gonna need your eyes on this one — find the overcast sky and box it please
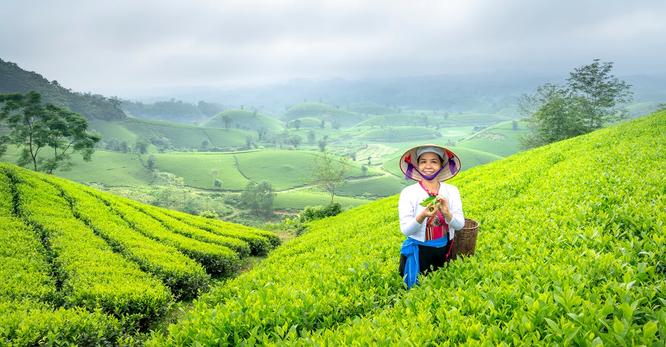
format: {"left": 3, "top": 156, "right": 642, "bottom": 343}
{"left": 2, "top": 0, "right": 665, "bottom": 98}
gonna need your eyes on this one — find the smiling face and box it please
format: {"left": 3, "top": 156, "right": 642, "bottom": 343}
{"left": 417, "top": 152, "right": 442, "bottom": 176}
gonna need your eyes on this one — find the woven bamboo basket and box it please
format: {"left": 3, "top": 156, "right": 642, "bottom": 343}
{"left": 451, "top": 218, "right": 479, "bottom": 260}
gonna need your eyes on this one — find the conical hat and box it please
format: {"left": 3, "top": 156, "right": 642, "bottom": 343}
{"left": 399, "top": 144, "right": 461, "bottom": 181}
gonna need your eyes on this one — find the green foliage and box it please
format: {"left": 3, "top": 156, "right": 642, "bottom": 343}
{"left": 203, "top": 109, "right": 283, "bottom": 132}
{"left": 522, "top": 59, "right": 633, "bottom": 148}
{"left": 299, "top": 202, "right": 342, "bottom": 222}
{"left": 153, "top": 111, "right": 665, "bottom": 345}
{"left": 0, "top": 59, "right": 126, "bottom": 121}
{"left": 239, "top": 181, "right": 275, "bottom": 216}
{"left": 310, "top": 151, "right": 350, "bottom": 203}
{"left": 0, "top": 160, "right": 281, "bottom": 344}
{"left": 121, "top": 99, "right": 221, "bottom": 124}
{"left": 97, "top": 193, "right": 241, "bottom": 276}
{"left": 358, "top": 126, "right": 440, "bottom": 142}
{"left": 0, "top": 92, "right": 100, "bottom": 172}
{"left": 161, "top": 208, "right": 280, "bottom": 256}
{"left": 52, "top": 178, "right": 211, "bottom": 300}
{"left": 3, "top": 167, "right": 174, "bottom": 326}
{"left": 0, "top": 302, "right": 122, "bottom": 346}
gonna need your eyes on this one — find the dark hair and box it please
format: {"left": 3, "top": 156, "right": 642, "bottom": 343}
{"left": 417, "top": 153, "right": 443, "bottom": 164}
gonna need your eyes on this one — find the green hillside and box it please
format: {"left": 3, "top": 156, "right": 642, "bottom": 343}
{"left": 0, "top": 164, "right": 279, "bottom": 344}
{"left": 458, "top": 120, "right": 531, "bottom": 157}
{"left": 152, "top": 111, "right": 665, "bottom": 345}
{"left": 89, "top": 117, "right": 254, "bottom": 151}
{"left": 358, "top": 126, "right": 441, "bottom": 142}
{"left": 234, "top": 150, "right": 365, "bottom": 191}
{"left": 284, "top": 102, "right": 365, "bottom": 127}
{"left": 203, "top": 109, "right": 284, "bottom": 132}
{"left": 0, "top": 59, "right": 125, "bottom": 120}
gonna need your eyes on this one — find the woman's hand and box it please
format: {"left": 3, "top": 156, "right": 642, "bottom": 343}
{"left": 437, "top": 196, "right": 452, "bottom": 222}
{"left": 416, "top": 203, "right": 438, "bottom": 224}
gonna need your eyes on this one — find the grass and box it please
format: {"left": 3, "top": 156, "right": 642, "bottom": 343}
{"left": 357, "top": 126, "right": 441, "bottom": 142}
{"left": 203, "top": 109, "right": 284, "bottom": 132}
{"left": 273, "top": 189, "right": 371, "bottom": 210}
{"left": 234, "top": 150, "right": 364, "bottom": 191}
{"left": 457, "top": 120, "right": 531, "bottom": 157}
{"left": 337, "top": 175, "right": 408, "bottom": 198}
{"left": 153, "top": 152, "right": 250, "bottom": 190}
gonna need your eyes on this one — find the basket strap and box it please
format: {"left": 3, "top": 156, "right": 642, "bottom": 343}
{"left": 445, "top": 238, "right": 454, "bottom": 260}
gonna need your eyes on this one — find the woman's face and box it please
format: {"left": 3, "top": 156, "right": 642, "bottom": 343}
{"left": 418, "top": 152, "right": 442, "bottom": 176}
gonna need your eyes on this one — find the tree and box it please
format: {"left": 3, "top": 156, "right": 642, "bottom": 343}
{"left": 310, "top": 152, "right": 350, "bottom": 203}
{"left": 134, "top": 139, "right": 149, "bottom": 154}
{"left": 0, "top": 91, "right": 100, "bottom": 173}
{"left": 318, "top": 138, "right": 327, "bottom": 152}
{"left": 521, "top": 59, "right": 632, "bottom": 149}
{"left": 307, "top": 130, "right": 316, "bottom": 145}
{"left": 222, "top": 115, "right": 232, "bottom": 129}
{"left": 239, "top": 181, "right": 275, "bottom": 216}
{"left": 520, "top": 84, "right": 589, "bottom": 148}
{"left": 146, "top": 155, "right": 156, "bottom": 171}
{"left": 288, "top": 134, "right": 302, "bottom": 148}
{"left": 567, "top": 59, "right": 632, "bottom": 129}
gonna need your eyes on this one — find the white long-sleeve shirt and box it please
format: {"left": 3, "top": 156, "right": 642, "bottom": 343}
{"left": 398, "top": 182, "right": 465, "bottom": 242}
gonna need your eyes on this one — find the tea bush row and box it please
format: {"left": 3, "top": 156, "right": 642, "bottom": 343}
{"left": 4, "top": 166, "right": 173, "bottom": 326}
{"left": 0, "top": 167, "right": 122, "bottom": 345}
{"left": 52, "top": 177, "right": 211, "bottom": 300}
{"left": 122, "top": 199, "right": 252, "bottom": 257}
{"left": 162, "top": 208, "right": 278, "bottom": 256}
{"left": 93, "top": 191, "right": 241, "bottom": 276}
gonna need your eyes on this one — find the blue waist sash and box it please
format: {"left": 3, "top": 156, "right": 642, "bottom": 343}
{"left": 400, "top": 236, "right": 448, "bottom": 289}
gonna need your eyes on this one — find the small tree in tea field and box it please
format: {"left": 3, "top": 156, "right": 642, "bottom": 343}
{"left": 310, "top": 151, "right": 350, "bottom": 203}
{"left": 240, "top": 181, "right": 275, "bottom": 216}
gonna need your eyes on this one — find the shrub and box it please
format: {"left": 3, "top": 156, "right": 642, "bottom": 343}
{"left": 299, "top": 202, "right": 342, "bottom": 222}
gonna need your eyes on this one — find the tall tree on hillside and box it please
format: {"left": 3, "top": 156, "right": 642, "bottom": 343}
{"left": 310, "top": 151, "right": 350, "bottom": 203}
{"left": 521, "top": 59, "right": 632, "bottom": 148}
{"left": 567, "top": 59, "right": 633, "bottom": 129}
{"left": 0, "top": 91, "right": 100, "bottom": 172}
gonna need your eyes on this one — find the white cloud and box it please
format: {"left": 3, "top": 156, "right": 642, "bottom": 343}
{"left": 1, "top": 0, "right": 665, "bottom": 97}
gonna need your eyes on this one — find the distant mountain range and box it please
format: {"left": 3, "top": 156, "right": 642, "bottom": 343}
{"left": 2, "top": 58, "right": 664, "bottom": 122}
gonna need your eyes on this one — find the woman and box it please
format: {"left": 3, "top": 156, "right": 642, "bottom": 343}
{"left": 398, "top": 144, "right": 464, "bottom": 288}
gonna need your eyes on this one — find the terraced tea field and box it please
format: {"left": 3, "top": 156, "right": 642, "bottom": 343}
{"left": 0, "top": 164, "right": 279, "bottom": 344}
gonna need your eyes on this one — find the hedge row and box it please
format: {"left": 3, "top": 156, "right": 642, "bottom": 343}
{"left": 122, "top": 199, "right": 252, "bottom": 257}
{"left": 52, "top": 178, "right": 210, "bottom": 300}
{"left": 92, "top": 191, "right": 240, "bottom": 276}
{"left": 205, "top": 218, "right": 282, "bottom": 248}
{"left": 161, "top": 208, "right": 278, "bottom": 256}
{"left": 0, "top": 167, "right": 122, "bottom": 346}
{"left": 7, "top": 167, "right": 173, "bottom": 326}
{"left": 149, "top": 199, "right": 404, "bottom": 346}
{"left": 0, "top": 301, "right": 121, "bottom": 346}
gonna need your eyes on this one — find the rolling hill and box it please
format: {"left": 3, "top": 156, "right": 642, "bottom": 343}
{"left": 151, "top": 111, "right": 665, "bottom": 345}
{"left": 284, "top": 102, "right": 366, "bottom": 127}
{"left": 203, "top": 109, "right": 284, "bottom": 132}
